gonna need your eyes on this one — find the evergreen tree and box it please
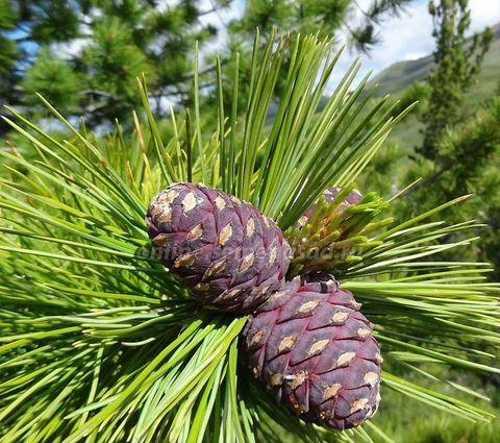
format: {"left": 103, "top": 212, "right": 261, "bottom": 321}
{"left": 419, "top": 0, "right": 492, "bottom": 159}
{"left": 394, "top": 0, "right": 498, "bottom": 277}
{"left": 402, "top": 94, "right": 500, "bottom": 280}
{"left": 0, "top": 0, "right": 413, "bottom": 134}
{"left": 231, "top": 0, "right": 414, "bottom": 51}
{"left": 1, "top": 0, "right": 224, "bottom": 130}
{"left": 0, "top": 0, "right": 20, "bottom": 135}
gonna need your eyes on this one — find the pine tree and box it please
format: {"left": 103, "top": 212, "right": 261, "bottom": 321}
{"left": 231, "top": 0, "right": 414, "bottom": 51}
{"left": 0, "top": 0, "right": 19, "bottom": 135}
{"left": 395, "top": 0, "right": 498, "bottom": 280}
{"left": 1, "top": 0, "right": 224, "bottom": 132}
{"left": 0, "top": 33, "right": 498, "bottom": 442}
{"left": 1, "top": 0, "right": 413, "bottom": 135}
{"left": 402, "top": 94, "right": 500, "bottom": 280}
{"left": 419, "top": 0, "right": 492, "bottom": 159}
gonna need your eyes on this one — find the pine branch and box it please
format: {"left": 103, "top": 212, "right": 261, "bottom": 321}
{"left": 0, "top": 31, "right": 497, "bottom": 442}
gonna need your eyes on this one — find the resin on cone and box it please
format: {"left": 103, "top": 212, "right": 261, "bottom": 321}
{"left": 243, "top": 276, "right": 382, "bottom": 430}
{"left": 147, "top": 183, "right": 292, "bottom": 312}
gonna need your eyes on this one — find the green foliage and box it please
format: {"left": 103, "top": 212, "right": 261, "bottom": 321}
{"left": 0, "top": 0, "right": 18, "bottom": 104}
{"left": 0, "top": 37, "right": 18, "bottom": 89}
{"left": 436, "top": 97, "right": 499, "bottom": 198}
{"left": 0, "top": 0, "right": 414, "bottom": 136}
{"left": 390, "top": 82, "right": 431, "bottom": 121}
{"left": 30, "top": 0, "right": 81, "bottom": 43}
{"left": 0, "top": 0, "right": 220, "bottom": 134}
{"left": 419, "top": 0, "right": 493, "bottom": 158}
{"left": 22, "top": 48, "right": 82, "bottom": 113}
{"left": 379, "top": 0, "right": 500, "bottom": 289}
{"left": 0, "top": 0, "right": 17, "bottom": 29}
{"left": 232, "top": 0, "right": 351, "bottom": 36}
{"left": 359, "top": 141, "right": 406, "bottom": 196}
{"left": 0, "top": 33, "right": 498, "bottom": 442}
{"left": 373, "top": 371, "right": 500, "bottom": 443}
{"left": 232, "top": 0, "right": 414, "bottom": 52}
{"left": 399, "top": 95, "right": 500, "bottom": 280}
{"left": 82, "top": 16, "right": 154, "bottom": 123}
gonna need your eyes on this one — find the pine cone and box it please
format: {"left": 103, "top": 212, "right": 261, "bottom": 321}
{"left": 243, "top": 276, "right": 382, "bottom": 430}
{"left": 288, "top": 187, "right": 389, "bottom": 277}
{"left": 297, "top": 187, "right": 363, "bottom": 229}
{"left": 146, "top": 183, "right": 292, "bottom": 313}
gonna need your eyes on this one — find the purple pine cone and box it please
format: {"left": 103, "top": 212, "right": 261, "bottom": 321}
{"left": 146, "top": 183, "right": 292, "bottom": 313}
{"left": 243, "top": 276, "right": 382, "bottom": 430}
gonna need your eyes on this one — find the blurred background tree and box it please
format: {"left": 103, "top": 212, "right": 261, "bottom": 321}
{"left": 1, "top": 0, "right": 226, "bottom": 132}
{"left": 0, "top": 0, "right": 20, "bottom": 132}
{"left": 0, "top": 0, "right": 413, "bottom": 134}
{"left": 358, "top": 4, "right": 500, "bottom": 435}
{"left": 419, "top": 0, "right": 492, "bottom": 159}
{"left": 394, "top": 0, "right": 499, "bottom": 279}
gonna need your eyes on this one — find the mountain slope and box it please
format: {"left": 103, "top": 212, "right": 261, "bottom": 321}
{"left": 371, "top": 22, "right": 500, "bottom": 97}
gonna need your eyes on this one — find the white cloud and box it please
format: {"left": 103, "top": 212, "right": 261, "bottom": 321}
{"left": 469, "top": 0, "right": 500, "bottom": 30}
{"left": 52, "top": 37, "right": 90, "bottom": 60}
{"left": 339, "top": 0, "right": 500, "bottom": 82}
{"left": 197, "top": 0, "right": 245, "bottom": 59}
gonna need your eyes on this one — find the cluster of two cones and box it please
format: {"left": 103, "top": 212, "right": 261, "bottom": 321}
{"left": 147, "top": 183, "right": 381, "bottom": 431}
